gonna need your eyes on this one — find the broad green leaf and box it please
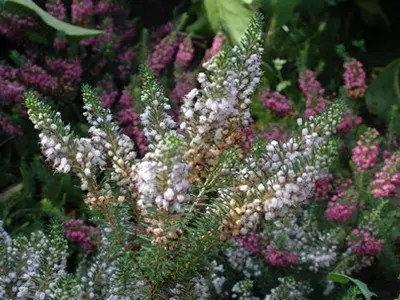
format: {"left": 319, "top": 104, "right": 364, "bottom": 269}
{"left": 355, "top": 0, "right": 390, "bottom": 30}
{"left": 328, "top": 273, "right": 377, "bottom": 300}
{"left": 5, "top": 0, "right": 103, "bottom": 37}
{"left": 204, "top": 0, "right": 252, "bottom": 44}
{"left": 267, "top": 0, "right": 301, "bottom": 26}
{"left": 365, "top": 58, "right": 400, "bottom": 137}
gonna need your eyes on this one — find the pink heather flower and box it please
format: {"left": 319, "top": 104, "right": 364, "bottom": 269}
{"left": 347, "top": 229, "right": 382, "bottom": 256}
{"left": 0, "top": 78, "right": 24, "bottom": 103}
{"left": 80, "top": 18, "right": 114, "bottom": 52}
{"left": 0, "top": 12, "right": 38, "bottom": 41}
{"left": 262, "top": 245, "right": 298, "bottom": 267}
{"left": 175, "top": 37, "right": 195, "bottom": 70}
{"left": 313, "top": 174, "right": 334, "bottom": 200}
{"left": 45, "top": 0, "right": 66, "bottom": 21}
{"left": 116, "top": 21, "right": 136, "bottom": 48}
{"left": 235, "top": 233, "right": 266, "bottom": 256}
{"left": 0, "top": 62, "right": 18, "bottom": 80}
{"left": 170, "top": 73, "right": 195, "bottom": 105}
{"left": 351, "top": 128, "right": 380, "bottom": 172}
{"left": 240, "top": 126, "right": 255, "bottom": 153}
{"left": 117, "top": 89, "right": 148, "bottom": 154}
{"left": 370, "top": 152, "right": 400, "bottom": 198}
{"left": 325, "top": 202, "right": 356, "bottom": 222}
{"left": 63, "top": 219, "right": 100, "bottom": 255}
{"left": 0, "top": 115, "right": 22, "bottom": 135}
{"left": 101, "top": 91, "right": 118, "bottom": 108}
{"left": 119, "top": 87, "right": 134, "bottom": 107}
{"left": 262, "top": 126, "right": 288, "bottom": 142}
{"left": 46, "top": 58, "right": 82, "bottom": 93}
{"left": 325, "top": 187, "right": 358, "bottom": 222}
{"left": 20, "top": 65, "right": 58, "bottom": 94}
{"left": 298, "top": 69, "right": 326, "bottom": 119}
{"left": 149, "top": 35, "right": 179, "bottom": 77}
{"left": 117, "top": 108, "right": 148, "bottom": 155}
{"left": 150, "top": 22, "right": 173, "bottom": 41}
{"left": 118, "top": 49, "right": 136, "bottom": 80}
{"left": 343, "top": 58, "right": 368, "bottom": 99}
{"left": 337, "top": 109, "right": 362, "bottom": 134}
{"left": 203, "top": 32, "right": 225, "bottom": 62}
{"left": 261, "top": 88, "right": 292, "bottom": 117}
{"left": 94, "top": 0, "right": 121, "bottom": 15}
{"left": 71, "top": 0, "right": 94, "bottom": 26}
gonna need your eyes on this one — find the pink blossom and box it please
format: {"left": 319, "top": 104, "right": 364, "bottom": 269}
{"left": 0, "top": 116, "right": 22, "bottom": 135}
{"left": 46, "top": 58, "right": 82, "bottom": 93}
{"left": 240, "top": 126, "right": 255, "bottom": 153}
{"left": 347, "top": 229, "right": 382, "bottom": 256}
{"left": 63, "top": 219, "right": 100, "bottom": 255}
{"left": 298, "top": 69, "right": 326, "bottom": 119}
{"left": 343, "top": 58, "right": 368, "bottom": 99}
{"left": 370, "top": 152, "right": 400, "bottom": 198}
{"left": 262, "top": 245, "right": 298, "bottom": 267}
{"left": 203, "top": 32, "right": 225, "bottom": 62}
{"left": 117, "top": 108, "right": 148, "bottom": 155}
{"left": 20, "top": 65, "right": 58, "bottom": 94}
{"left": 175, "top": 37, "right": 194, "bottom": 70}
{"left": 118, "top": 49, "right": 136, "bottom": 80}
{"left": 351, "top": 128, "right": 380, "bottom": 172}
{"left": 101, "top": 91, "right": 118, "bottom": 108}
{"left": 149, "top": 35, "right": 179, "bottom": 77}
{"left": 71, "top": 0, "right": 94, "bottom": 26}
{"left": 0, "top": 78, "right": 24, "bottom": 103}
{"left": 262, "top": 127, "right": 288, "bottom": 142}
{"left": 0, "top": 12, "right": 38, "bottom": 41}
{"left": 325, "top": 202, "right": 356, "bottom": 222}
{"left": 116, "top": 90, "right": 148, "bottom": 154}
{"left": 150, "top": 22, "right": 173, "bottom": 41}
{"left": 46, "top": 0, "right": 66, "bottom": 21}
{"left": 325, "top": 187, "right": 358, "bottom": 222}
{"left": 80, "top": 18, "right": 114, "bottom": 52}
{"left": 170, "top": 73, "right": 195, "bottom": 105}
{"left": 337, "top": 110, "right": 362, "bottom": 134}
{"left": 313, "top": 174, "right": 334, "bottom": 200}
{"left": 119, "top": 87, "right": 134, "bottom": 107}
{"left": 261, "top": 88, "right": 292, "bottom": 117}
{"left": 235, "top": 233, "right": 266, "bottom": 256}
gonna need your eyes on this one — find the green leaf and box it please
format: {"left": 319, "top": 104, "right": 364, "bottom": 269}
{"left": 5, "top": 0, "right": 103, "bottom": 37}
{"left": 267, "top": 0, "right": 301, "bottom": 26}
{"left": 365, "top": 58, "right": 400, "bottom": 137}
{"left": 204, "top": 0, "right": 253, "bottom": 44}
{"left": 328, "top": 273, "right": 377, "bottom": 300}
{"left": 355, "top": 0, "right": 390, "bottom": 30}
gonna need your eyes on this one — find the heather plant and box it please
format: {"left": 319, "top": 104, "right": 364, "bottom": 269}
{"left": 0, "top": 0, "right": 225, "bottom": 234}
{"left": 0, "top": 14, "right": 349, "bottom": 298}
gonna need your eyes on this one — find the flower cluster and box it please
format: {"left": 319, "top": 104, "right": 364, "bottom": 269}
{"left": 351, "top": 128, "right": 380, "bottom": 172}
{"left": 19, "top": 14, "right": 356, "bottom": 298}
{"left": 63, "top": 219, "right": 100, "bottom": 254}
{"left": 325, "top": 187, "right": 358, "bottom": 223}
{"left": 261, "top": 88, "right": 292, "bottom": 117}
{"left": 347, "top": 229, "right": 383, "bottom": 256}
{"left": 298, "top": 69, "right": 326, "bottom": 119}
{"left": 370, "top": 151, "right": 400, "bottom": 197}
{"left": 343, "top": 58, "right": 368, "bottom": 99}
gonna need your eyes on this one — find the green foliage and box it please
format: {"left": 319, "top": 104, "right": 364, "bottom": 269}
{"left": 203, "top": 0, "right": 253, "bottom": 44}
{"left": 328, "top": 273, "right": 377, "bottom": 300}
{"left": 366, "top": 58, "right": 400, "bottom": 137}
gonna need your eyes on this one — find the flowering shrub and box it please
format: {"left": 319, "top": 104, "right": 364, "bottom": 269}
{"left": 0, "top": 14, "right": 350, "bottom": 298}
